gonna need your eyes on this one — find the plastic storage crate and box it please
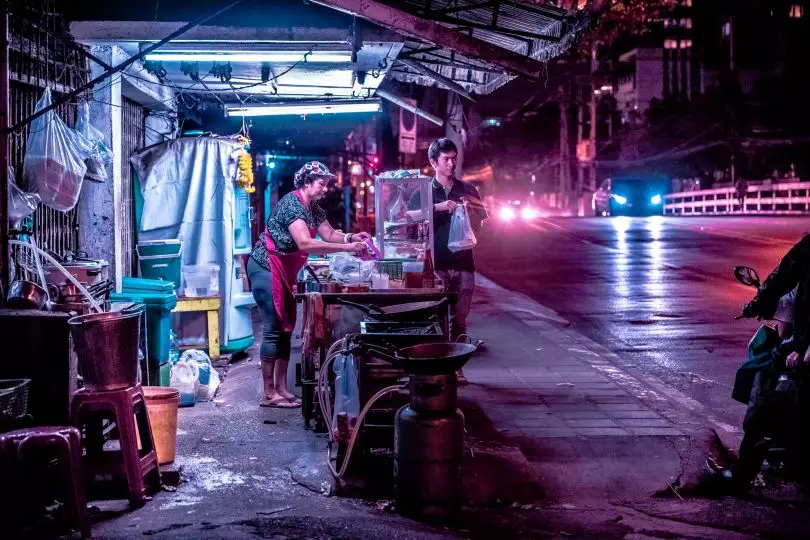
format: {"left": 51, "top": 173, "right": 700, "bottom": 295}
{"left": 0, "top": 379, "right": 31, "bottom": 420}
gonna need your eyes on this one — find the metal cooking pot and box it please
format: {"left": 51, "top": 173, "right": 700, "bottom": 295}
{"left": 304, "top": 281, "right": 342, "bottom": 293}
{"left": 6, "top": 280, "right": 48, "bottom": 310}
{"left": 361, "top": 342, "right": 478, "bottom": 375}
{"left": 337, "top": 297, "right": 450, "bottom": 321}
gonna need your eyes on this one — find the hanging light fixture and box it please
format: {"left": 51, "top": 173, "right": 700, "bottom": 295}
{"left": 225, "top": 99, "right": 382, "bottom": 117}
{"left": 144, "top": 51, "right": 352, "bottom": 63}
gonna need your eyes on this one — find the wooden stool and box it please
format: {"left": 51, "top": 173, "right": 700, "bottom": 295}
{"left": 71, "top": 385, "right": 160, "bottom": 506}
{"left": 0, "top": 426, "right": 90, "bottom": 537}
{"left": 173, "top": 295, "right": 221, "bottom": 360}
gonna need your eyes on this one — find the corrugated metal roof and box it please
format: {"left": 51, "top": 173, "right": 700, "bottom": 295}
{"left": 390, "top": 0, "right": 589, "bottom": 95}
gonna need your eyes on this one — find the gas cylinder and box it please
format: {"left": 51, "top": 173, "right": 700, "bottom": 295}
{"left": 394, "top": 373, "right": 464, "bottom": 520}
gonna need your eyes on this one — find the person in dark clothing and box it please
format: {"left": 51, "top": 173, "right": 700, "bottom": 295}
{"left": 408, "top": 138, "right": 488, "bottom": 345}
{"left": 737, "top": 234, "right": 810, "bottom": 488}
{"left": 708, "top": 290, "right": 797, "bottom": 493}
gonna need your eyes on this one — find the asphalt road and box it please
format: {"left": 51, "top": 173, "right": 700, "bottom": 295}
{"left": 476, "top": 216, "right": 810, "bottom": 430}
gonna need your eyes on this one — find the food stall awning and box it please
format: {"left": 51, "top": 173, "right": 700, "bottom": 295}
{"left": 69, "top": 20, "right": 405, "bottom": 104}
{"left": 310, "top": 0, "right": 592, "bottom": 96}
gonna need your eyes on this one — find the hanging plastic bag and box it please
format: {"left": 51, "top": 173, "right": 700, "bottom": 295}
{"left": 447, "top": 202, "right": 478, "bottom": 252}
{"left": 75, "top": 102, "right": 113, "bottom": 183}
{"left": 8, "top": 166, "right": 40, "bottom": 227}
{"left": 388, "top": 188, "right": 407, "bottom": 222}
{"left": 332, "top": 353, "right": 360, "bottom": 435}
{"left": 22, "top": 88, "right": 94, "bottom": 211}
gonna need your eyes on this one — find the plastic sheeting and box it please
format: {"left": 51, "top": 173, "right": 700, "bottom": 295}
{"left": 131, "top": 136, "right": 242, "bottom": 346}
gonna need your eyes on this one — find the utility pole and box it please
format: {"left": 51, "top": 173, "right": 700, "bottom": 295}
{"left": 0, "top": 11, "right": 9, "bottom": 295}
{"left": 559, "top": 88, "right": 570, "bottom": 210}
{"left": 576, "top": 94, "right": 585, "bottom": 206}
{"left": 589, "top": 83, "right": 597, "bottom": 193}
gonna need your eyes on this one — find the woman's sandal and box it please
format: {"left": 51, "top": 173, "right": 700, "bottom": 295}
{"left": 260, "top": 396, "right": 299, "bottom": 408}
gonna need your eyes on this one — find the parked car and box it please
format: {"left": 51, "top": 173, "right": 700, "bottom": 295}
{"left": 592, "top": 176, "right": 669, "bottom": 216}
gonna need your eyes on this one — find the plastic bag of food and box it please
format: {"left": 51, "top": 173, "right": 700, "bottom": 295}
{"left": 447, "top": 202, "right": 478, "bottom": 252}
{"left": 22, "top": 88, "right": 94, "bottom": 211}
{"left": 8, "top": 166, "right": 40, "bottom": 227}
{"left": 75, "top": 101, "right": 113, "bottom": 183}
{"left": 330, "top": 253, "right": 374, "bottom": 283}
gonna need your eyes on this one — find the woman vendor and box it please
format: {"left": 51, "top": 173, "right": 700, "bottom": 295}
{"left": 248, "top": 161, "right": 371, "bottom": 408}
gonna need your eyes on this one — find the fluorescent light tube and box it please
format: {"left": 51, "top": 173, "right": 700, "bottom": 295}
{"left": 144, "top": 51, "right": 352, "bottom": 63}
{"left": 225, "top": 100, "right": 381, "bottom": 117}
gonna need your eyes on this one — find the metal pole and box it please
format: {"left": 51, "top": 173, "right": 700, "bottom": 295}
{"left": 0, "top": 10, "right": 9, "bottom": 295}
{"left": 376, "top": 89, "right": 444, "bottom": 127}
{"left": 5, "top": 0, "right": 247, "bottom": 134}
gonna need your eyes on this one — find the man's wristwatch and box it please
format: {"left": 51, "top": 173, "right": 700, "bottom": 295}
{"left": 344, "top": 233, "right": 353, "bottom": 244}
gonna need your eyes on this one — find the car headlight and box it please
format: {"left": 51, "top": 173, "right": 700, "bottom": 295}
{"left": 612, "top": 194, "right": 627, "bottom": 205}
{"left": 650, "top": 194, "right": 662, "bottom": 205}
{"left": 521, "top": 207, "right": 537, "bottom": 220}
{"left": 499, "top": 207, "right": 516, "bottom": 220}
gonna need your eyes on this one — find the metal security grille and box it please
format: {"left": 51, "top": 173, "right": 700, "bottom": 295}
{"left": 8, "top": 0, "right": 90, "bottom": 257}
{"left": 121, "top": 98, "right": 147, "bottom": 277}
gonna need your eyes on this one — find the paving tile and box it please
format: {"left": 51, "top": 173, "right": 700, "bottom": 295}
{"left": 573, "top": 427, "right": 631, "bottom": 437}
{"left": 614, "top": 418, "right": 675, "bottom": 428}
{"left": 589, "top": 396, "right": 642, "bottom": 404}
{"left": 564, "top": 418, "right": 621, "bottom": 428}
{"left": 626, "top": 427, "right": 685, "bottom": 436}
{"left": 602, "top": 410, "right": 663, "bottom": 420}
{"left": 596, "top": 402, "right": 650, "bottom": 411}
{"left": 552, "top": 410, "right": 610, "bottom": 420}
{"left": 509, "top": 416, "right": 567, "bottom": 428}
{"left": 518, "top": 427, "right": 578, "bottom": 438}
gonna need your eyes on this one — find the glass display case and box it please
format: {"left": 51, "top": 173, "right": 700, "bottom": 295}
{"left": 374, "top": 170, "right": 434, "bottom": 261}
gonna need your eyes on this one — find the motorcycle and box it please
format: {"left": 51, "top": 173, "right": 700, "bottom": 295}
{"left": 724, "top": 265, "right": 803, "bottom": 480}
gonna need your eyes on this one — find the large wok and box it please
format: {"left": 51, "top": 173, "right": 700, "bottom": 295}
{"left": 361, "top": 342, "right": 478, "bottom": 375}
{"left": 337, "top": 297, "right": 450, "bottom": 321}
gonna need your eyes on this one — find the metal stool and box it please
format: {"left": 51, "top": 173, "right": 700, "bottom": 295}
{"left": 0, "top": 426, "right": 90, "bottom": 537}
{"left": 71, "top": 385, "right": 160, "bottom": 505}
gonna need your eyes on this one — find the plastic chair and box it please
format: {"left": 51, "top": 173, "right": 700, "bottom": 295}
{"left": 0, "top": 426, "right": 90, "bottom": 537}
{"left": 71, "top": 385, "right": 160, "bottom": 505}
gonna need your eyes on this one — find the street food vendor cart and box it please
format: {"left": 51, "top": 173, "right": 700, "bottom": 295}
{"left": 294, "top": 171, "right": 460, "bottom": 489}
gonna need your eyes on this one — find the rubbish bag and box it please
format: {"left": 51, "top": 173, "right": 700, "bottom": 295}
{"left": 75, "top": 101, "right": 113, "bottom": 183}
{"left": 330, "top": 253, "right": 374, "bottom": 283}
{"left": 8, "top": 166, "right": 40, "bottom": 227}
{"left": 447, "top": 202, "right": 478, "bottom": 252}
{"left": 22, "top": 88, "right": 94, "bottom": 211}
{"left": 332, "top": 353, "right": 360, "bottom": 434}
{"left": 171, "top": 358, "right": 200, "bottom": 407}
{"left": 180, "top": 349, "right": 220, "bottom": 401}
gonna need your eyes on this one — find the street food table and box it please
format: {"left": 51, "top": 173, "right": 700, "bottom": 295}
{"left": 295, "top": 290, "right": 457, "bottom": 429}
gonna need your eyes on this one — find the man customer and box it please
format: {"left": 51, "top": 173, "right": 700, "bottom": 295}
{"left": 409, "top": 138, "right": 488, "bottom": 378}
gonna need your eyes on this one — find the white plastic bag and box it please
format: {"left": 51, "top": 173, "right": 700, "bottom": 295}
{"left": 447, "top": 203, "right": 478, "bottom": 252}
{"left": 8, "top": 166, "right": 40, "bottom": 227}
{"left": 171, "top": 358, "right": 200, "bottom": 407}
{"left": 22, "top": 88, "right": 94, "bottom": 211}
{"left": 332, "top": 353, "right": 360, "bottom": 433}
{"left": 181, "top": 349, "right": 220, "bottom": 401}
{"left": 75, "top": 102, "right": 112, "bottom": 183}
{"left": 330, "top": 253, "right": 374, "bottom": 283}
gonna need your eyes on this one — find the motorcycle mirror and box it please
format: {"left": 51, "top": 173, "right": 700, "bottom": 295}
{"left": 734, "top": 266, "right": 761, "bottom": 288}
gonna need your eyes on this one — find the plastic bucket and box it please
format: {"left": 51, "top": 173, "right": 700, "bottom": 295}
{"left": 143, "top": 386, "right": 180, "bottom": 465}
{"left": 68, "top": 306, "right": 145, "bottom": 391}
{"left": 137, "top": 240, "right": 183, "bottom": 288}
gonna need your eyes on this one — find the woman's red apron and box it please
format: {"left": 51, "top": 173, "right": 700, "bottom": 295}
{"left": 265, "top": 191, "right": 315, "bottom": 333}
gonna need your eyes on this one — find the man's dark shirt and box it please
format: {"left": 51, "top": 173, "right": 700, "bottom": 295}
{"left": 408, "top": 178, "right": 488, "bottom": 272}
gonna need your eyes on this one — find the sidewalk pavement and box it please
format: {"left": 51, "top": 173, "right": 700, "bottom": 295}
{"left": 84, "top": 278, "right": 810, "bottom": 539}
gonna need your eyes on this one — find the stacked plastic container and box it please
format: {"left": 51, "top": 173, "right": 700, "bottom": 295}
{"left": 110, "top": 277, "right": 178, "bottom": 386}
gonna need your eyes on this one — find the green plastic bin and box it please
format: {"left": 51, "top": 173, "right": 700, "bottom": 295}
{"left": 112, "top": 281, "right": 177, "bottom": 367}
{"left": 137, "top": 240, "right": 182, "bottom": 289}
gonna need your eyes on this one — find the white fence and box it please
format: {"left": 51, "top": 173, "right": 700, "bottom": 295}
{"left": 663, "top": 181, "right": 810, "bottom": 216}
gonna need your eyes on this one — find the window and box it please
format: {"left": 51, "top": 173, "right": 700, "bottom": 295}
{"left": 790, "top": 4, "right": 804, "bottom": 18}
